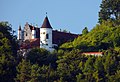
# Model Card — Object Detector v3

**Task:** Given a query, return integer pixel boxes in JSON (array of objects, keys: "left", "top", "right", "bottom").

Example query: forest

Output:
[{"left": 0, "top": 0, "right": 120, "bottom": 82}]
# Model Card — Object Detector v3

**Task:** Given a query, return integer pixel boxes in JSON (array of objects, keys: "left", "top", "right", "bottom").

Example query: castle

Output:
[{"left": 18, "top": 16, "right": 78, "bottom": 52}]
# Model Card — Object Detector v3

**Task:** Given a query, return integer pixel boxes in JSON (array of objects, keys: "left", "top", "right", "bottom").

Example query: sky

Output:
[{"left": 0, "top": 0, "right": 102, "bottom": 34}]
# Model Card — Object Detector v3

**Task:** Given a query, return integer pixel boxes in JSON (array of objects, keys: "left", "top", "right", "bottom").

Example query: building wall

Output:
[
  {"left": 18, "top": 29, "right": 22, "bottom": 40},
  {"left": 40, "top": 28, "right": 54, "bottom": 51},
  {"left": 32, "top": 29, "right": 36, "bottom": 39},
  {"left": 24, "top": 25, "right": 32, "bottom": 40}
]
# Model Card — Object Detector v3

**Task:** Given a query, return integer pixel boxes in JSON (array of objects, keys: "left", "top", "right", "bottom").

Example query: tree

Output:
[
  {"left": 0, "top": 22, "right": 18, "bottom": 82},
  {"left": 0, "top": 22, "right": 18, "bottom": 55},
  {"left": 15, "top": 59, "right": 31, "bottom": 82},
  {"left": 99, "top": 0, "right": 120, "bottom": 24},
  {"left": 82, "top": 27, "right": 89, "bottom": 35},
  {"left": 83, "top": 57, "right": 95, "bottom": 82},
  {"left": 29, "top": 64, "right": 41, "bottom": 82},
  {"left": 76, "top": 73, "right": 86, "bottom": 82},
  {"left": 57, "top": 49, "right": 82, "bottom": 81},
  {"left": 26, "top": 48, "right": 50, "bottom": 66},
  {"left": 93, "top": 57, "right": 105, "bottom": 82}
]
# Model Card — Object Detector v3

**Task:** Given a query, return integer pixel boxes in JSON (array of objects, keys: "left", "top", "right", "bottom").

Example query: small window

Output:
[
  {"left": 46, "top": 34, "right": 49, "bottom": 39},
  {"left": 43, "top": 32, "right": 45, "bottom": 34},
  {"left": 26, "top": 33, "right": 27, "bottom": 36}
]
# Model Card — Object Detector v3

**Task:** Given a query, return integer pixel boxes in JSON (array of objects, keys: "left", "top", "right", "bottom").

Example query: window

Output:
[
  {"left": 26, "top": 33, "right": 27, "bottom": 36},
  {"left": 43, "top": 32, "right": 45, "bottom": 34},
  {"left": 46, "top": 34, "right": 49, "bottom": 39}
]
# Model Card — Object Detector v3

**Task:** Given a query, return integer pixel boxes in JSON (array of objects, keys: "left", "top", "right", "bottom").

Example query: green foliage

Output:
[
  {"left": 1, "top": 21, "right": 120, "bottom": 82},
  {"left": 29, "top": 64, "right": 40, "bottom": 82},
  {"left": 82, "top": 27, "right": 89, "bottom": 35},
  {"left": 1, "top": 1, "right": 120, "bottom": 81},
  {"left": 60, "top": 21, "right": 120, "bottom": 52},
  {"left": 26, "top": 48, "right": 50, "bottom": 65},
  {"left": 0, "top": 22, "right": 18, "bottom": 55},
  {"left": 15, "top": 59, "right": 31, "bottom": 82},
  {"left": 0, "top": 22, "right": 18, "bottom": 82},
  {"left": 56, "top": 49, "right": 120, "bottom": 82},
  {"left": 57, "top": 49, "right": 83, "bottom": 81},
  {"left": 99, "top": 0, "right": 120, "bottom": 24},
  {"left": 26, "top": 48, "right": 57, "bottom": 69}
]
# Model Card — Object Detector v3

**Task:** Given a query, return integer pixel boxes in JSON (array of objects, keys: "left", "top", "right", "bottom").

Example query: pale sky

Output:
[{"left": 0, "top": 0, "right": 102, "bottom": 34}]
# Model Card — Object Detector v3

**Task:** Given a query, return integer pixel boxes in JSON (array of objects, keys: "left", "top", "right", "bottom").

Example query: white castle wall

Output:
[
  {"left": 18, "top": 29, "right": 22, "bottom": 40},
  {"left": 32, "top": 29, "right": 36, "bottom": 39},
  {"left": 40, "top": 28, "right": 54, "bottom": 51}
]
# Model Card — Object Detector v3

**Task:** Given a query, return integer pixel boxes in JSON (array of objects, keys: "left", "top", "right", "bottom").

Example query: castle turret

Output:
[
  {"left": 40, "top": 16, "right": 54, "bottom": 51},
  {"left": 32, "top": 26, "right": 36, "bottom": 39},
  {"left": 18, "top": 25, "right": 22, "bottom": 40}
]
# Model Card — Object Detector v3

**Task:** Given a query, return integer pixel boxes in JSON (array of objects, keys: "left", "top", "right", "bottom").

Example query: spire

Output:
[
  {"left": 46, "top": 12, "right": 47, "bottom": 16},
  {"left": 41, "top": 16, "right": 52, "bottom": 29},
  {"left": 18, "top": 25, "right": 21, "bottom": 30}
]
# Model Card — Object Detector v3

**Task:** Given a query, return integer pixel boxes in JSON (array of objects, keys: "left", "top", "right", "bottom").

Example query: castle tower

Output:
[
  {"left": 40, "top": 16, "right": 54, "bottom": 51},
  {"left": 32, "top": 26, "right": 36, "bottom": 39},
  {"left": 18, "top": 25, "right": 22, "bottom": 40}
]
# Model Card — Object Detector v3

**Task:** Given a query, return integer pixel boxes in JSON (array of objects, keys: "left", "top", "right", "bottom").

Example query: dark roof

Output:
[
  {"left": 28, "top": 25, "right": 33, "bottom": 31},
  {"left": 41, "top": 16, "right": 52, "bottom": 29},
  {"left": 52, "top": 30, "right": 78, "bottom": 45}
]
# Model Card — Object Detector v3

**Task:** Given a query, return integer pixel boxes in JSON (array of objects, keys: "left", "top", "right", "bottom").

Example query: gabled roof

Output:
[{"left": 41, "top": 16, "right": 52, "bottom": 29}]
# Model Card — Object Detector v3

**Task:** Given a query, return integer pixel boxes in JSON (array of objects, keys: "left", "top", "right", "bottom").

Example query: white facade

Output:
[
  {"left": 40, "top": 28, "right": 54, "bottom": 51},
  {"left": 18, "top": 29, "right": 22, "bottom": 40},
  {"left": 32, "top": 28, "right": 36, "bottom": 39}
]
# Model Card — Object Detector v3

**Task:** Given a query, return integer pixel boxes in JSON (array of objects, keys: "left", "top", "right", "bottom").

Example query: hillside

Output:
[{"left": 60, "top": 20, "right": 120, "bottom": 52}]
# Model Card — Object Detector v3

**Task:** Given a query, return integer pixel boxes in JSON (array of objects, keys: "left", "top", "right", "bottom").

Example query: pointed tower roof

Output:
[{"left": 41, "top": 16, "right": 52, "bottom": 29}]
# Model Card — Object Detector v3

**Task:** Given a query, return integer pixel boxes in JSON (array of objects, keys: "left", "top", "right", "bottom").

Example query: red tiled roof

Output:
[
  {"left": 83, "top": 52, "right": 102, "bottom": 54},
  {"left": 20, "top": 38, "right": 40, "bottom": 49},
  {"left": 82, "top": 52, "right": 103, "bottom": 56}
]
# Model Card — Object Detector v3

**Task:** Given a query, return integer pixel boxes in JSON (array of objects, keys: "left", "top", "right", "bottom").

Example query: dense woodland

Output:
[{"left": 0, "top": 0, "right": 120, "bottom": 82}]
